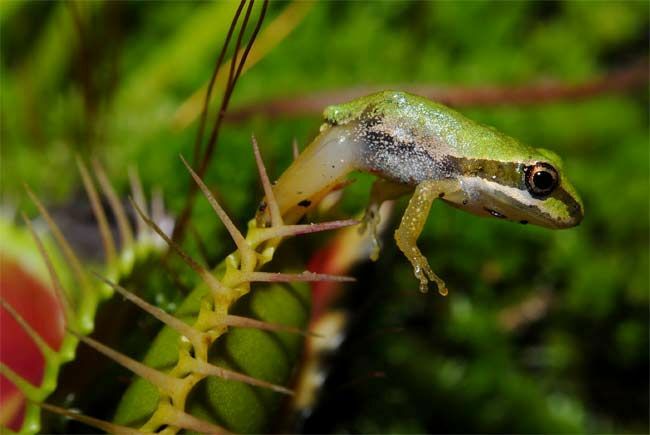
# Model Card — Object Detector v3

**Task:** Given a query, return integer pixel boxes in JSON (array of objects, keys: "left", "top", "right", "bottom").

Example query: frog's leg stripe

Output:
[
  {"left": 395, "top": 180, "right": 460, "bottom": 294},
  {"left": 38, "top": 402, "right": 146, "bottom": 435},
  {"left": 129, "top": 198, "right": 229, "bottom": 300},
  {"left": 92, "top": 159, "right": 135, "bottom": 250},
  {"left": 76, "top": 157, "right": 117, "bottom": 266},
  {"left": 20, "top": 212, "right": 75, "bottom": 321}
]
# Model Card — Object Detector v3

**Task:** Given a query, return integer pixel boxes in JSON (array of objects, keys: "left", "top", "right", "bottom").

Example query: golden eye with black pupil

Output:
[{"left": 525, "top": 162, "right": 559, "bottom": 198}]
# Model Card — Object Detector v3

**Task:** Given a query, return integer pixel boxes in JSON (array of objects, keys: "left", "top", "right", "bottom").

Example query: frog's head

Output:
[{"left": 452, "top": 148, "right": 584, "bottom": 229}]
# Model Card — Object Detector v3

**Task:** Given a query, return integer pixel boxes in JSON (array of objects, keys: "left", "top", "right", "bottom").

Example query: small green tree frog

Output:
[{"left": 261, "top": 91, "right": 584, "bottom": 293}]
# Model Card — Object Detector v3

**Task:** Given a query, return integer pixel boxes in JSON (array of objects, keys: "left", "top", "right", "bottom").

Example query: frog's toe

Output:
[
  {"left": 422, "top": 262, "right": 446, "bottom": 294},
  {"left": 410, "top": 254, "right": 446, "bottom": 295}
]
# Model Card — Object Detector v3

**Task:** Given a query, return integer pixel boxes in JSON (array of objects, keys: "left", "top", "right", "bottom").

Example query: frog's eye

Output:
[{"left": 525, "top": 163, "right": 559, "bottom": 198}]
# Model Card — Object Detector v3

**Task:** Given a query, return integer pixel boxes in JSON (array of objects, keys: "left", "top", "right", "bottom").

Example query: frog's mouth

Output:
[{"left": 486, "top": 186, "right": 583, "bottom": 229}]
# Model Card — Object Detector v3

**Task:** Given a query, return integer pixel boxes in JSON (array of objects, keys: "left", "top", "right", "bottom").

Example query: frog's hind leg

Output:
[
  {"left": 360, "top": 179, "right": 413, "bottom": 261},
  {"left": 394, "top": 179, "right": 459, "bottom": 294}
]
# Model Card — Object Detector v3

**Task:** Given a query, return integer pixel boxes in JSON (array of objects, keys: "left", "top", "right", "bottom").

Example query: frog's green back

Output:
[{"left": 323, "top": 90, "right": 549, "bottom": 164}]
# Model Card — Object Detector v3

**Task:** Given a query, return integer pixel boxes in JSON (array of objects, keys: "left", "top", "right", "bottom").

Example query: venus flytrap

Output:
[
  {"left": 3, "top": 160, "right": 170, "bottom": 435},
  {"left": 8, "top": 90, "right": 583, "bottom": 434}
]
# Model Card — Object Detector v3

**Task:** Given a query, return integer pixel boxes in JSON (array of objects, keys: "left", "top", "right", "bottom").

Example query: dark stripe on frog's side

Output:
[{"left": 445, "top": 156, "right": 526, "bottom": 190}]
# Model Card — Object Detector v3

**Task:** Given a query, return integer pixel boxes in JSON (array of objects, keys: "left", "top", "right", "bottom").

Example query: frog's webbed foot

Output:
[
  {"left": 394, "top": 180, "right": 459, "bottom": 294},
  {"left": 360, "top": 179, "right": 412, "bottom": 261}
]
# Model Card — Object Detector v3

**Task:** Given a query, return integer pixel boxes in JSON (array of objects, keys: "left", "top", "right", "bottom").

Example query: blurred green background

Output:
[{"left": 1, "top": 1, "right": 648, "bottom": 433}]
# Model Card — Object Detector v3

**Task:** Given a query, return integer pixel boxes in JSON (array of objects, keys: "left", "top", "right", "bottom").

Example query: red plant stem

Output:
[{"left": 226, "top": 58, "right": 649, "bottom": 122}]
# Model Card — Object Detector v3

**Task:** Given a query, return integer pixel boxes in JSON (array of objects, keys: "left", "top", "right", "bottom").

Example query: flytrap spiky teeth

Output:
[
  {"left": 69, "top": 330, "right": 186, "bottom": 399},
  {"left": 92, "top": 159, "right": 135, "bottom": 250},
  {"left": 183, "top": 357, "right": 294, "bottom": 396},
  {"left": 155, "top": 402, "right": 231, "bottom": 434},
  {"left": 129, "top": 197, "right": 229, "bottom": 301},
  {"left": 88, "top": 274, "right": 296, "bottom": 396},
  {"left": 225, "top": 314, "right": 323, "bottom": 338},
  {"left": 90, "top": 272, "right": 207, "bottom": 353},
  {"left": 251, "top": 135, "right": 283, "bottom": 228},
  {"left": 180, "top": 155, "right": 257, "bottom": 267},
  {"left": 76, "top": 156, "right": 117, "bottom": 266},
  {"left": 24, "top": 185, "right": 93, "bottom": 303},
  {"left": 128, "top": 166, "right": 149, "bottom": 240},
  {"left": 0, "top": 298, "right": 56, "bottom": 360},
  {"left": 0, "top": 362, "right": 40, "bottom": 401},
  {"left": 21, "top": 212, "right": 74, "bottom": 322},
  {"left": 37, "top": 402, "right": 146, "bottom": 435},
  {"left": 249, "top": 219, "right": 359, "bottom": 244},
  {"left": 235, "top": 270, "right": 355, "bottom": 286}
]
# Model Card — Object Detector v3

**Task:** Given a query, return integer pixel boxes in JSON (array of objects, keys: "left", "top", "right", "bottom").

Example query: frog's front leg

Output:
[{"left": 394, "top": 179, "right": 460, "bottom": 294}]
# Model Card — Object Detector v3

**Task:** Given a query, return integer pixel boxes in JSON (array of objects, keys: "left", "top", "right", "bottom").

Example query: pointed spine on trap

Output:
[
  {"left": 90, "top": 272, "right": 298, "bottom": 395},
  {"left": 0, "top": 363, "right": 40, "bottom": 401},
  {"left": 235, "top": 270, "right": 355, "bottom": 286},
  {"left": 25, "top": 185, "right": 96, "bottom": 308},
  {"left": 252, "top": 135, "right": 282, "bottom": 228},
  {"left": 21, "top": 212, "right": 75, "bottom": 323},
  {"left": 179, "top": 155, "right": 257, "bottom": 268},
  {"left": 249, "top": 219, "right": 359, "bottom": 245},
  {"left": 0, "top": 299, "right": 56, "bottom": 361},
  {"left": 128, "top": 166, "right": 149, "bottom": 240},
  {"left": 225, "top": 314, "right": 322, "bottom": 338},
  {"left": 69, "top": 330, "right": 186, "bottom": 399},
  {"left": 129, "top": 197, "right": 229, "bottom": 300},
  {"left": 76, "top": 156, "right": 117, "bottom": 265},
  {"left": 90, "top": 272, "right": 207, "bottom": 354},
  {"left": 92, "top": 159, "right": 135, "bottom": 250},
  {"left": 155, "top": 402, "right": 231, "bottom": 435},
  {"left": 183, "top": 356, "right": 294, "bottom": 396},
  {"left": 38, "top": 402, "right": 146, "bottom": 435}
]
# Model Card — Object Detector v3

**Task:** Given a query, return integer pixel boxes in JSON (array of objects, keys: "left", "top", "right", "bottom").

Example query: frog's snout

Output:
[
  {"left": 550, "top": 190, "right": 583, "bottom": 229},
  {"left": 560, "top": 199, "right": 584, "bottom": 228}
]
